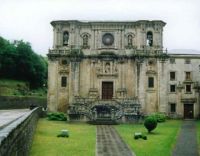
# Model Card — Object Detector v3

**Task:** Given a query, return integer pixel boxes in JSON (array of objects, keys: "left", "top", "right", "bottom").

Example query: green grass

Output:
[
  {"left": 30, "top": 119, "right": 181, "bottom": 156},
  {"left": 196, "top": 121, "right": 200, "bottom": 154},
  {"left": 30, "top": 119, "right": 96, "bottom": 156},
  {"left": 0, "top": 79, "right": 46, "bottom": 97},
  {"left": 115, "top": 120, "right": 182, "bottom": 156}
]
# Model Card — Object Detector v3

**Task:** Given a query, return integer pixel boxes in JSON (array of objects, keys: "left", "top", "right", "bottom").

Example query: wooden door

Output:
[
  {"left": 102, "top": 82, "right": 113, "bottom": 99},
  {"left": 184, "top": 104, "right": 194, "bottom": 119}
]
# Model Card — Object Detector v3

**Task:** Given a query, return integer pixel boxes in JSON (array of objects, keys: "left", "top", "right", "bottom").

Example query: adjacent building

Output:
[{"left": 48, "top": 20, "right": 200, "bottom": 121}]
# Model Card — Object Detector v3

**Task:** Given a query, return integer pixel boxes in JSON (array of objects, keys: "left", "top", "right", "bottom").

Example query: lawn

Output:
[
  {"left": 30, "top": 119, "right": 96, "bottom": 156},
  {"left": 115, "top": 120, "right": 182, "bottom": 156},
  {"left": 196, "top": 121, "right": 200, "bottom": 154},
  {"left": 30, "top": 119, "right": 181, "bottom": 156}
]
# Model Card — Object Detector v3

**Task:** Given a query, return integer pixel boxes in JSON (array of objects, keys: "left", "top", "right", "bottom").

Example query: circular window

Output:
[{"left": 102, "top": 33, "right": 114, "bottom": 46}]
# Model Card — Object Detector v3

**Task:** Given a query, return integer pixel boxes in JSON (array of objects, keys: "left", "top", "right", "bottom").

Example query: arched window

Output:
[
  {"left": 63, "top": 31, "right": 69, "bottom": 46},
  {"left": 83, "top": 34, "right": 88, "bottom": 47},
  {"left": 127, "top": 35, "right": 133, "bottom": 46},
  {"left": 146, "top": 31, "right": 153, "bottom": 47}
]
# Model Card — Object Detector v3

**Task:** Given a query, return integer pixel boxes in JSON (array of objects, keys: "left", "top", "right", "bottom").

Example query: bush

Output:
[
  {"left": 47, "top": 112, "right": 67, "bottom": 121},
  {"left": 142, "top": 135, "right": 147, "bottom": 140},
  {"left": 144, "top": 116, "right": 157, "bottom": 133},
  {"left": 150, "top": 113, "right": 166, "bottom": 122}
]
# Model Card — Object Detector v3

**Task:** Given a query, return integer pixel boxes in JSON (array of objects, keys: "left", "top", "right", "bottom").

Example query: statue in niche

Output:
[
  {"left": 105, "top": 62, "right": 111, "bottom": 73},
  {"left": 128, "top": 35, "right": 133, "bottom": 46},
  {"left": 114, "top": 63, "right": 118, "bottom": 73},
  {"left": 146, "top": 32, "right": 153, "bottom": 47},
  {"left": 83, "top": 34, "right": 88, "bottom": 47},
  {"left": 63, "top": 31, "right": 69, "bottom": 46}
]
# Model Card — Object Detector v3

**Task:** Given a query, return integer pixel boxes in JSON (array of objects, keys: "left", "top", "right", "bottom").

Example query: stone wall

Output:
[
  {"left": 0, "top": 96, "right": 47, "bottom": 109},
  {"left": 0, "top": 107, "right": 42, "bottom": 156}
]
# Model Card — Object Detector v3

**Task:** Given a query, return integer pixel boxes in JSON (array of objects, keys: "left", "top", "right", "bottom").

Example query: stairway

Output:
[{"left": 88, "top": 118, "right": 118, "bottom": 125}]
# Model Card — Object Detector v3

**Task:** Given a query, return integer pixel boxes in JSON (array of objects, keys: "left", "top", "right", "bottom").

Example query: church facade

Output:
[{"left": 48, "top": 20, "right": 200, "bottom": 121}]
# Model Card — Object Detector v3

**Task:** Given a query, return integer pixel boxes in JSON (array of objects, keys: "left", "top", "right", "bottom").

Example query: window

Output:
[
  {"left": 170, "top": 85, "right": 176, "bottom": 93},
  {"left": 148, "top": 77, "right": 154, "bottom": 88},
  {"left": 61, "top": 59, "right": 68, "bottom": 65},
  {"left": 185, "top": 72, "right": 191, "bottom": 80},
  {"left": 146, "top": 31, "right": 153, "bottom": 47},
  {"left": 169, "top": 58, "right": 175, "bottom": 64},
  {"left": 185, "top": 58, "right": 191, "bottom": 64},
  {"left": 61, "top": 76, "right": 67, "bottom": 87},
  {"left": 170, "top": 72, "right": 176, "bottom": 81},
  {"left": 170, "top": 103, "right": 176, "bottom": 113},
  {"left": 63, "top": 31, "right": 69, "bottom": 46},
  {"left": 186, "top": 84, "right": 191, "bottom": 93}
]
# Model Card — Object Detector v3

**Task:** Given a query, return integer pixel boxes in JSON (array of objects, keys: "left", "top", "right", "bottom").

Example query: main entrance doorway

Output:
[
  {"left": 184, "top": 104, "right": 194, "bottom": 119},
  {"left": 102, "top": 82, "right": 113, "bottom": 99}
]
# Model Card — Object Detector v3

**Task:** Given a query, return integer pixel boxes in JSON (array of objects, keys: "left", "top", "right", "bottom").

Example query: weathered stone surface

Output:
[
  {"left": 0, "top": 107, "right": 42, "bottom": 156},
  {"left": 0, "top": 109, "right": 30, "bottom": 129},
  {"left": 48, "top": 20, "right": 200, "bottom": 120}
]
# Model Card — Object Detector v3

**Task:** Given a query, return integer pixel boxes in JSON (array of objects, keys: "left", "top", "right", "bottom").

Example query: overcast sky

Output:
[{"left": 0, "top": 0, "right": 200, "bottom": 56}]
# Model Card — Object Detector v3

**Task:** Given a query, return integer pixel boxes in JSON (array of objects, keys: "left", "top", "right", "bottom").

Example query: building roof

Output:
[{"left": 50, "top": 20, "right": 166, "bottom": 27}]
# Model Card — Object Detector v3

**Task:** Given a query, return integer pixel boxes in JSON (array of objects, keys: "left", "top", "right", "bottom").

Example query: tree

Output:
[{"left": 0, "top": 36, "right": 47, "bottom": 89}]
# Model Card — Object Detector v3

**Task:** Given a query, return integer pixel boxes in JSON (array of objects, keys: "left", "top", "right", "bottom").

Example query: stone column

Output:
[
  {"left": 58, "top": 30, "right": 62, "bottom": 47},
  {"left": 74, "top": 62, "right": 80, "bottom": 96}
]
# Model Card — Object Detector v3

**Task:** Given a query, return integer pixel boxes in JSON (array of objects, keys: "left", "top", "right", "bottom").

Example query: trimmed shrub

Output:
[
  {"left": 144, "top": 116, "right": 157, "bottom": 133},
  {"left": 142, "top": 135, "right": 147, "bottom": 140},
  {"left": 134, "top": 135, "right": 139, "bottom": 140},
  {"left": 47, "top": 112, "right": 67, "bottom": 121},
  {"left": 151, "top": 113, "right": 166, "bottom": 122}
]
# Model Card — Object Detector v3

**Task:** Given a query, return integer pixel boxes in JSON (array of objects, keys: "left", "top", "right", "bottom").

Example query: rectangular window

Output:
[
  {"left": 148, "top": 77, "right": 154, "bottom": 88},
  {"left": 61, "top": 76, "right": 67, "bottom": 87},
  {"left": 185, "top": 58, "right": 191, "bottom": 64},
  {"left": 185, "top": 72, "right": 191, "bottom": 80},
  {"left": 186, "top": 84, "right": 191, "bottom": 93},
  {"left": 170, "top": 72, "right": 176, "bottom": 81},
  {"left": 170, "top": 85, "right": 176, "bottom": 93},
  {"left": 170, "top": 103, "right": 176, "bottom": 113}
]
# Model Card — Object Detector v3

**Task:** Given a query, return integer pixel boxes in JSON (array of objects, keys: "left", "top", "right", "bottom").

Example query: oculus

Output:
[{"left": 102, "top": 33, "right": 114, "bottom": 46}]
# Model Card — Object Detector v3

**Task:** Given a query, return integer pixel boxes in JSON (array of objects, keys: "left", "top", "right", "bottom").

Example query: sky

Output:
[{"left": 0, "top": 0, "right": 200, "bottom": 56}]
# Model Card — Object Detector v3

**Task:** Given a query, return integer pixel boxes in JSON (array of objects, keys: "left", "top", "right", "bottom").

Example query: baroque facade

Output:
[{"left": 48, "top": 20, "right": 200, "bottom": 121}]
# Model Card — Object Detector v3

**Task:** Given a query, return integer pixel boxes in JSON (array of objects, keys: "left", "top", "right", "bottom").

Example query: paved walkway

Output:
[
  {"left": 172, "top": 120, "right": 199, "bottom": 156},
  {"left": 0, "top": 109, "right": 30, "bottom": 129},
  {"left": 96, "top": 125, "right": 135, "bottom": 156}
]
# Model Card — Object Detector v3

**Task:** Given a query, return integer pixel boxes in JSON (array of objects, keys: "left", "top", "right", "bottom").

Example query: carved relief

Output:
[
  {"left": 59, "top": 59, "right": 70, "bottom": 74},
  {"left": 80, "top": 32, "right": 91, "bottom": 49},
  {"left": 95, "top": 60, "right": 118, "bottom": 77}
]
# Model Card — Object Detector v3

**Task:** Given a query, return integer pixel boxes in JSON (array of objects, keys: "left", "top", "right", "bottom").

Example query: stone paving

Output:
[
  {"left": 172, "top": 120, "right": 199, "bottom": 156},
  {"left": 0, "top": 109, "right": 30, "bottom": 129},
  {"left": 96, "top": 125, "right": 135, "bottom": 156}
]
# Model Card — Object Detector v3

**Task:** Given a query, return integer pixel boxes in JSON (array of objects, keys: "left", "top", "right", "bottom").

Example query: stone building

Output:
[{"left": 48, "top": 20, "right": 200, "bottom": 121}]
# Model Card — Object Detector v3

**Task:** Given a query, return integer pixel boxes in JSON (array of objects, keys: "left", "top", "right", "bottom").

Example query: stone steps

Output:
[{"left": 88, "top": 118, "right": 118, "bottom": 125}]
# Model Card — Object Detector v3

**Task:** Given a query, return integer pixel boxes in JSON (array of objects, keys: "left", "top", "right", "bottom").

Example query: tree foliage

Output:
[{"left": 0, "top": 36, "right": 47, "bottom": 88}]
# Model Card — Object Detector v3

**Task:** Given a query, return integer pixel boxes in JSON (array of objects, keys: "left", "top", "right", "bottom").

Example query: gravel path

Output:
[
  {"left": 96, "top": 125, "right": 135, "bottom": 156},
  {"left": 172, "top": 120, "right": 199, "bottom": 156}
]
